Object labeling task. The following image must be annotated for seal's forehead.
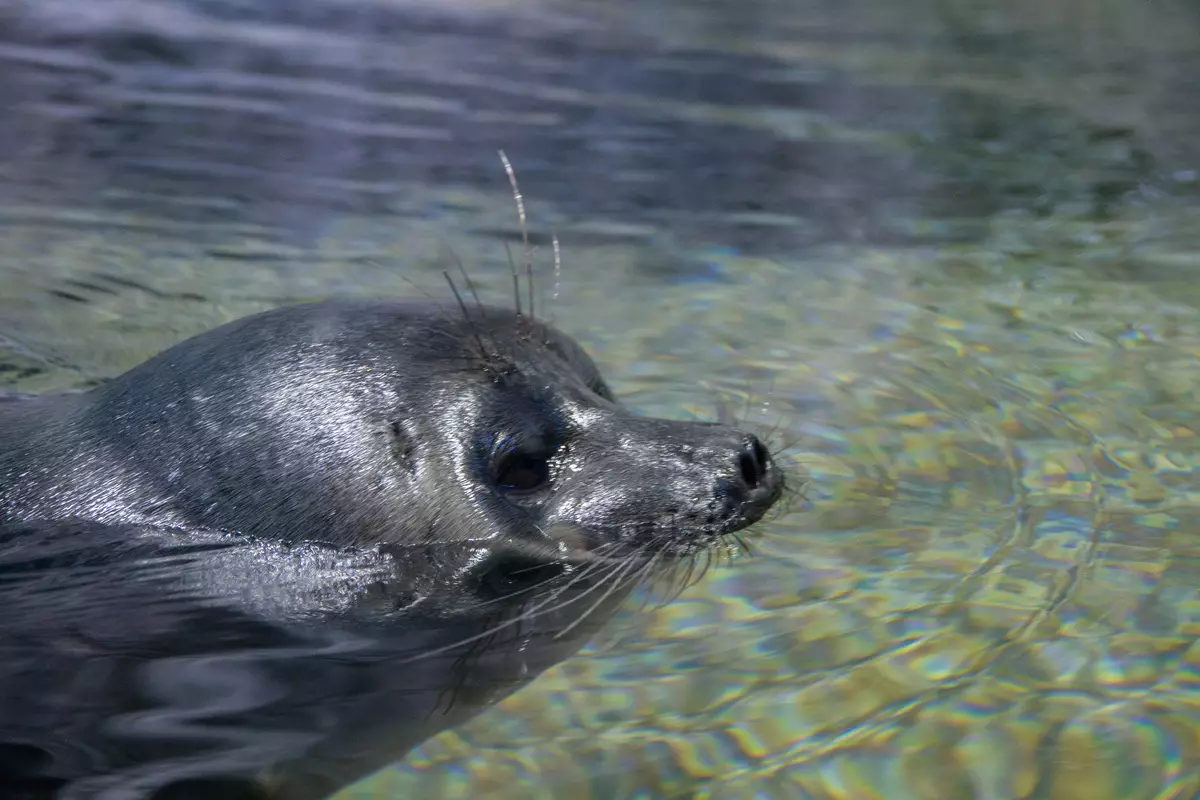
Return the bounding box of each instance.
[317,300,606,392]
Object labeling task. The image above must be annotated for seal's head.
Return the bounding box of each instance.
[22,299,783,608]
[0,297,788,798]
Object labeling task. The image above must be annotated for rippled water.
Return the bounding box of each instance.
[3,0,1200,798]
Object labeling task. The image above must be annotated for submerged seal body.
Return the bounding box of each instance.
[0,298,784,799]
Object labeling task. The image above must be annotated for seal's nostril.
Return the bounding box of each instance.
[737,435,769,490]
[753,437,770,472]
[738,452,757,488]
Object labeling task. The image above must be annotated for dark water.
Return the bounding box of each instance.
[5,0,1194,260]
[3,1,1200,798]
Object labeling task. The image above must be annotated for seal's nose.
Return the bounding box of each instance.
[723,434,782,526]
[737,435,771,492]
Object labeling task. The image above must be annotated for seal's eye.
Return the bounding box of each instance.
[495,452,552,492]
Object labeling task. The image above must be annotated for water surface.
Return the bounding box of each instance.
[2,1,1200,797]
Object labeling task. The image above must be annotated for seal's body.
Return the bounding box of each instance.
[0,300,783,799]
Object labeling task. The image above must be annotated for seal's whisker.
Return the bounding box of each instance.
[551,566,639,641]
[711,371,799,470]
[424,355,489,367]
[442,272,492,362]
[554,547,659,640]
[730,532,753,557]
[458,566,585,614]
[675,554,699,599]
[498,149,535,322]
[444,243,489,324]
[714,391,738,427]
[634,549,676,609]
[420,327,486,361]
[393,580,597,665]
[773,479,809,514]
[503,241,523,320]
[769,434,805,458]
[469,562,592,612]
[392,269,457,330]
[737,381,759,429]
[614,542,691,618]
[682,549,706,590]
[394,244,493,366]
[451,542,643,633]
[400,551,650,664]
[647,534,736,611]
[691,544,715,594]
[618,551,662,616]
[492,532,629,569]
[548,231,563,333]
[551,542,656,609]
[447,538,637,615]
[629,556,666,615]
[540,543,641,609]
[695,547,715,586]
[435,607,511,716]
[760,410,796,457]
[515,560,616,611]
[654,556,695,608]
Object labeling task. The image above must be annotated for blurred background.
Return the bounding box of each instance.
[2,1,1199,798]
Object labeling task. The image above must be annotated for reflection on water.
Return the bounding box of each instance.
[2,0,1200,797]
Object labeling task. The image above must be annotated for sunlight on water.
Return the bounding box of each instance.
[339,227,1200,799]
[1,0,1199,797]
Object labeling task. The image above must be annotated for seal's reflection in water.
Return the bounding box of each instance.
[0,284,786,798]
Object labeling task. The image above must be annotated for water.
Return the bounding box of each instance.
[2,0,1199,797]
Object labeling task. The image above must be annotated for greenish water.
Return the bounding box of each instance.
[2,1,1200,798]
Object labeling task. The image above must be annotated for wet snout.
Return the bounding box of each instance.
[608,415,786,536]
[721,428,781,525]
[684,422,783,531]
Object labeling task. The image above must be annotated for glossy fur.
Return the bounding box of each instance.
[0,300,783,799]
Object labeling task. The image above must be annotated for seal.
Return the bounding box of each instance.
[0,297,785,799]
